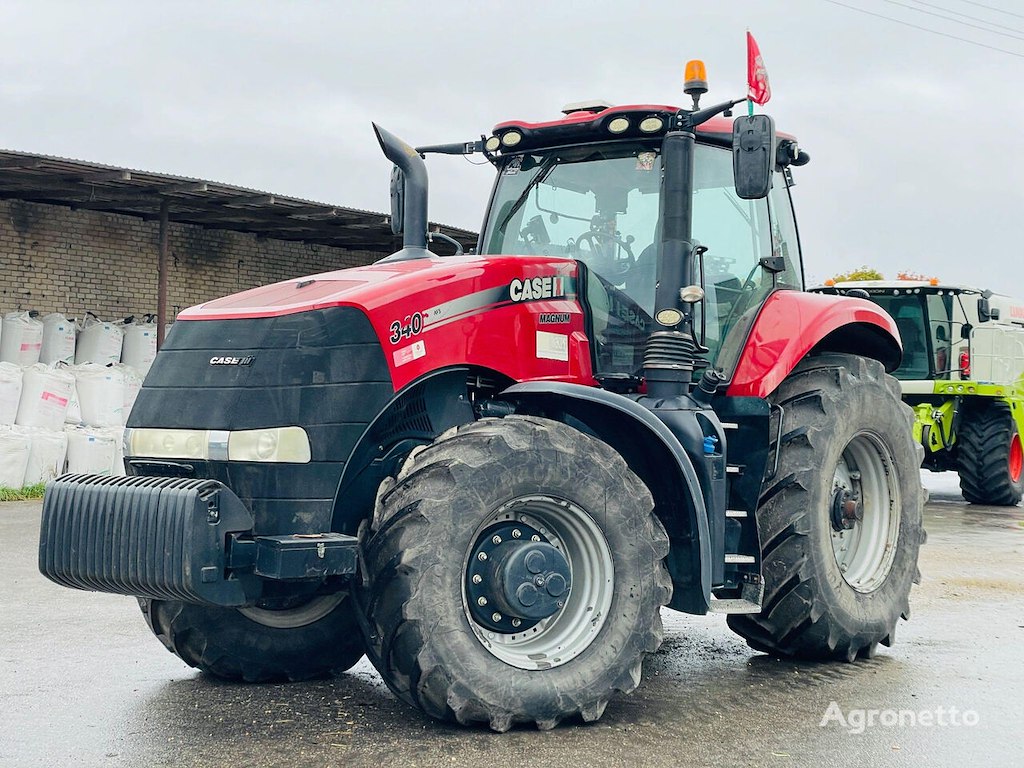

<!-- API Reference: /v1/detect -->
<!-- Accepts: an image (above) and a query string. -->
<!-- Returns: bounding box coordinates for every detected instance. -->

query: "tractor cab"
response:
[469,101,808,390]
[811,281,992,384]
[478,114,805,380]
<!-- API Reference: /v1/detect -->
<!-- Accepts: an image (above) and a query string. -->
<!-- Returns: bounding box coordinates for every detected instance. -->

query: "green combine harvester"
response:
[813,281,1024,506]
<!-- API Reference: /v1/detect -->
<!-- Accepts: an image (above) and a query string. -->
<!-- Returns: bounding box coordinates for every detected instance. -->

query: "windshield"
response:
[481,142,802,377]
[863,290,968,380]
[482,142,662,286]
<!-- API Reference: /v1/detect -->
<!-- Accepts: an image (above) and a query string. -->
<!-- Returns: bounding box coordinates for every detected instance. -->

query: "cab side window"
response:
[767,178,803,290]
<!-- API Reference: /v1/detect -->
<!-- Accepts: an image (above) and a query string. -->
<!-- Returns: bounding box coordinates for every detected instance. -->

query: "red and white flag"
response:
[747,31,771,105]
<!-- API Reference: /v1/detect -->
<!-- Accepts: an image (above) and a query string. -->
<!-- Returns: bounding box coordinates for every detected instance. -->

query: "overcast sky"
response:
[1,0,1021,295]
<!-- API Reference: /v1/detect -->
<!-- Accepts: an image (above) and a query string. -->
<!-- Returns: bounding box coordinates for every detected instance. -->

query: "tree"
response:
[896,271,939,282]
[829,266,884,282]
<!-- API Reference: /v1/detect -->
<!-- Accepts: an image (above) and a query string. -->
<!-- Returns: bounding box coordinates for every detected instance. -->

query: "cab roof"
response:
[490,103,794,153]
[813,280,984,295]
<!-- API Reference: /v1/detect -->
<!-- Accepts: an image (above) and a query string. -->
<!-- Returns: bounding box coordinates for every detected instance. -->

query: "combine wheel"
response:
[957,401,1023,506]
[728,353,924,661]
[139,592,365,682]
[356,415,671,731]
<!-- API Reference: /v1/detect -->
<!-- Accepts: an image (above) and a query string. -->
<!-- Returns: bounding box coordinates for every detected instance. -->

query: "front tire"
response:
[728,354,925,661]
[140,592,365,682]
[957,401,1023,506]
[356,416,671,730]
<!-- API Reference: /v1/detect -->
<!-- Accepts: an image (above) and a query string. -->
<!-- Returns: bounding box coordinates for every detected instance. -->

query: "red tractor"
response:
[39,63,924,731]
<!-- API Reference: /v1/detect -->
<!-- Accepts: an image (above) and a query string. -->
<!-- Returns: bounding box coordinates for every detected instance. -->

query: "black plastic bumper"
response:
[38,474,359,607]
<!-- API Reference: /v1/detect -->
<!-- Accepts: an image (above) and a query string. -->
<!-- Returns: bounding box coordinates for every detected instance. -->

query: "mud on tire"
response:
[957,400,1024,506]
[355,415,672,731]
[727,353,925,661]
[140,593,365,682]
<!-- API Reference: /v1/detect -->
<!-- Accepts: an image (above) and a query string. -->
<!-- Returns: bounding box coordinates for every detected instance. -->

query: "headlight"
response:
[127,428,209,459]
[500,130,523,147]
[228,427,311,463]
[124,426,311,463]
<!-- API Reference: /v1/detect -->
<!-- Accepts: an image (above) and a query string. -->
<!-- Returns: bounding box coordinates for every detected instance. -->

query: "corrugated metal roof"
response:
[0,148,477,253]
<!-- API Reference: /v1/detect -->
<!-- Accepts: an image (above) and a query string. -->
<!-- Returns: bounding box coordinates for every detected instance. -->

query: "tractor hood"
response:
[172,253,588,392]
[178,255,496,321]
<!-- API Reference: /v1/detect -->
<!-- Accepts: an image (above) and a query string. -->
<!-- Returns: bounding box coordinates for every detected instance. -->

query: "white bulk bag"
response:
[121,319,158,376]
[0,312,44,366]
[74,363,125,427]
[65,426,118,476]
[114,364,143,425]
[75,316,124,366]
[18,426,68,485]
[64,377,82,425]
[16,364,75,430]
[108,425,126,476]
[0,429,31,487]
[0,362,23,425]
[40,313,77,365]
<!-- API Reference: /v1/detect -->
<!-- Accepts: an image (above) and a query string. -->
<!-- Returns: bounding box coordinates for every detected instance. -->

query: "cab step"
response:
[724,553,755,564]
[708,597,762,614]
[709,580,764,614]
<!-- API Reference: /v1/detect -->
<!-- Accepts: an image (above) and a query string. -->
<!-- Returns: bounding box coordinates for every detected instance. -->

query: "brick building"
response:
[0,149,476,339]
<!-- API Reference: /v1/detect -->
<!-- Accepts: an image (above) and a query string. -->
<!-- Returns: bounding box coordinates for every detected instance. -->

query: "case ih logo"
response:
[209,356,255,366]
[509,276,566,302]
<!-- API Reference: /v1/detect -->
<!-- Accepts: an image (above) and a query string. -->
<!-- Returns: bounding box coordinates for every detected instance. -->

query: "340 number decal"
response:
[389,312,424,344]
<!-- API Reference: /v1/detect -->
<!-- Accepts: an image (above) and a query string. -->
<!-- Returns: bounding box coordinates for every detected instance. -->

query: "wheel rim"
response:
[830,431,902,593]
[238,593,346,628]
[1009,433,1023,483]
[462,495,614,670]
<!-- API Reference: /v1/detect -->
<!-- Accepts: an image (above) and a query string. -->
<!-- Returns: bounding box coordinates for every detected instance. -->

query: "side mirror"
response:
[389,165,405,236]
[978,297,993,322]
[732,114,775,200]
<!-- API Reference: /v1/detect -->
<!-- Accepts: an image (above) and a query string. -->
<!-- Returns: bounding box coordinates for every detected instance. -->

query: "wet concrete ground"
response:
[2,471,1022,767]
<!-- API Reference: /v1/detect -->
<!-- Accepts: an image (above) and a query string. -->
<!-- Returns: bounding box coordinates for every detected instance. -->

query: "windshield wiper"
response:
[497,158,557,234]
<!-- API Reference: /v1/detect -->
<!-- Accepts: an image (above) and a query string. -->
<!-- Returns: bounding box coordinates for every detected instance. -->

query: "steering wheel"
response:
[575,229,636,282]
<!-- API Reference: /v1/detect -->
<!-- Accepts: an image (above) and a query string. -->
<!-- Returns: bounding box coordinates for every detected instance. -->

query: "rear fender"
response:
[727,291,902,399]
[502,381,713,614]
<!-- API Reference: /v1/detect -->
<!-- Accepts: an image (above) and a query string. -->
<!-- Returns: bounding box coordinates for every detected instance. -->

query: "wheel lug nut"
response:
[477,596,488,606]
[492,535,502,545]
[512,529,522,539]
[511,618,521,627]
[472,574,482,584]
[531,535,541,542]
[491,612,502,622]
[477,552,488,561]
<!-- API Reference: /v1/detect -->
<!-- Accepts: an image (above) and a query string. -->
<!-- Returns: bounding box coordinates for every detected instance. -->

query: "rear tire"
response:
[140,592,365,682]
[356,416,671,730]
[727,354,925,661]
[957,401,1023,506]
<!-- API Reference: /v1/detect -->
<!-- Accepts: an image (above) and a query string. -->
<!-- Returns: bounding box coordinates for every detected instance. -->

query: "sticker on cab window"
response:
[636,151,656,171]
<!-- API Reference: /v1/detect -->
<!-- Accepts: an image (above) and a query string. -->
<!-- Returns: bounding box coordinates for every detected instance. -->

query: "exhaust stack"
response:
[373,123,431,260]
